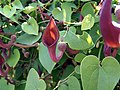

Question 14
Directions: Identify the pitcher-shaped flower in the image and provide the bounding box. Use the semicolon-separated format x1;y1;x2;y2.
100;0;120;48
100;0;120;56
42;18;66;62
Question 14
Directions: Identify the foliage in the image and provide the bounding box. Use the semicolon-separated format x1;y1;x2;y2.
0;0;119;90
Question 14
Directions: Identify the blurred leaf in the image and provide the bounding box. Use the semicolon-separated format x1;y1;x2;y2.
89;24;101;43
39;43;56;73
58;84;68;90
16;33;41;45
74;53;86;63
0;78;14;90
62;65;74;79
7;49;20;67
52;2;76;22
12;0;24;9
59;76;81;90
81;14;95;30
0;5;16;18
80;55;120;90
25;68;46;90
23;4;37;14
21;17;38;35
81;2;94;17
65;31;94;50
80;0;91;1
75;65;80;74
67;76;81;90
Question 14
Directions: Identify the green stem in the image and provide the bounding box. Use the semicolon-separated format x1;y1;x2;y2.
98;44;103;60
53;71;75;90
0;35;11;40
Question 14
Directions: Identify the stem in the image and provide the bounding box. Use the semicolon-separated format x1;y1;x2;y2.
13;43;39;48
53;71;75;90
0;35;11;40
98;44;103;60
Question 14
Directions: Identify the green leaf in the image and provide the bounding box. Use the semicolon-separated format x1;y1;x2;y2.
89;24;101;43
75;65;80;74
21;17;38;35
7;49;20;67
80;0;91;1
25;68;46;90
12;0;24;9
23;5;37;14
0;5;16;18
16;33;41;45
58;76;81;90
80;55;120;90
81;14;95;30
39;43;56;73
0;78;14;90
64;31;94;50
67;76;81;90
52;2;76;22
58;84;68;90
52;7;63;22
81;2;94;17
74;53;86;63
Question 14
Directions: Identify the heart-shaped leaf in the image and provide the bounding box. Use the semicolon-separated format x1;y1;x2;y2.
80;55;120;90
52;2;76;22
64;31;94;50
39;43;56;73
0;5;16;18
81;2;94;17
0;78;15;90
7;49;20;68
21;17;38;35
12;0;24;9
25;68;46;90
81;14;95;30
58;76;81;90
16;33;41;45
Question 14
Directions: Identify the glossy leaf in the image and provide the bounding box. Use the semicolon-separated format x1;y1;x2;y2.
16;33;41;45
39;43;56;73
25;68;46;90
7;49;20;68
80;55;120;90
21;17;38;35
0;78;15;90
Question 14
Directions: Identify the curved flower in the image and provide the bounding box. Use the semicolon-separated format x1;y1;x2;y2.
100;0;120;56
42;18;66;62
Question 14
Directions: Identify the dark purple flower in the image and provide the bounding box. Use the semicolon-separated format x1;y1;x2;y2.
42;18;66;62
100;0;120;56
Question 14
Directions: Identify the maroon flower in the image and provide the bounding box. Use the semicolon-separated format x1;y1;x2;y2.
100;0;120;56
42;18;66;62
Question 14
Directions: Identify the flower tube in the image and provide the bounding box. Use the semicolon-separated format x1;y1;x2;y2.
42;18;66;62
100;0;120;56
